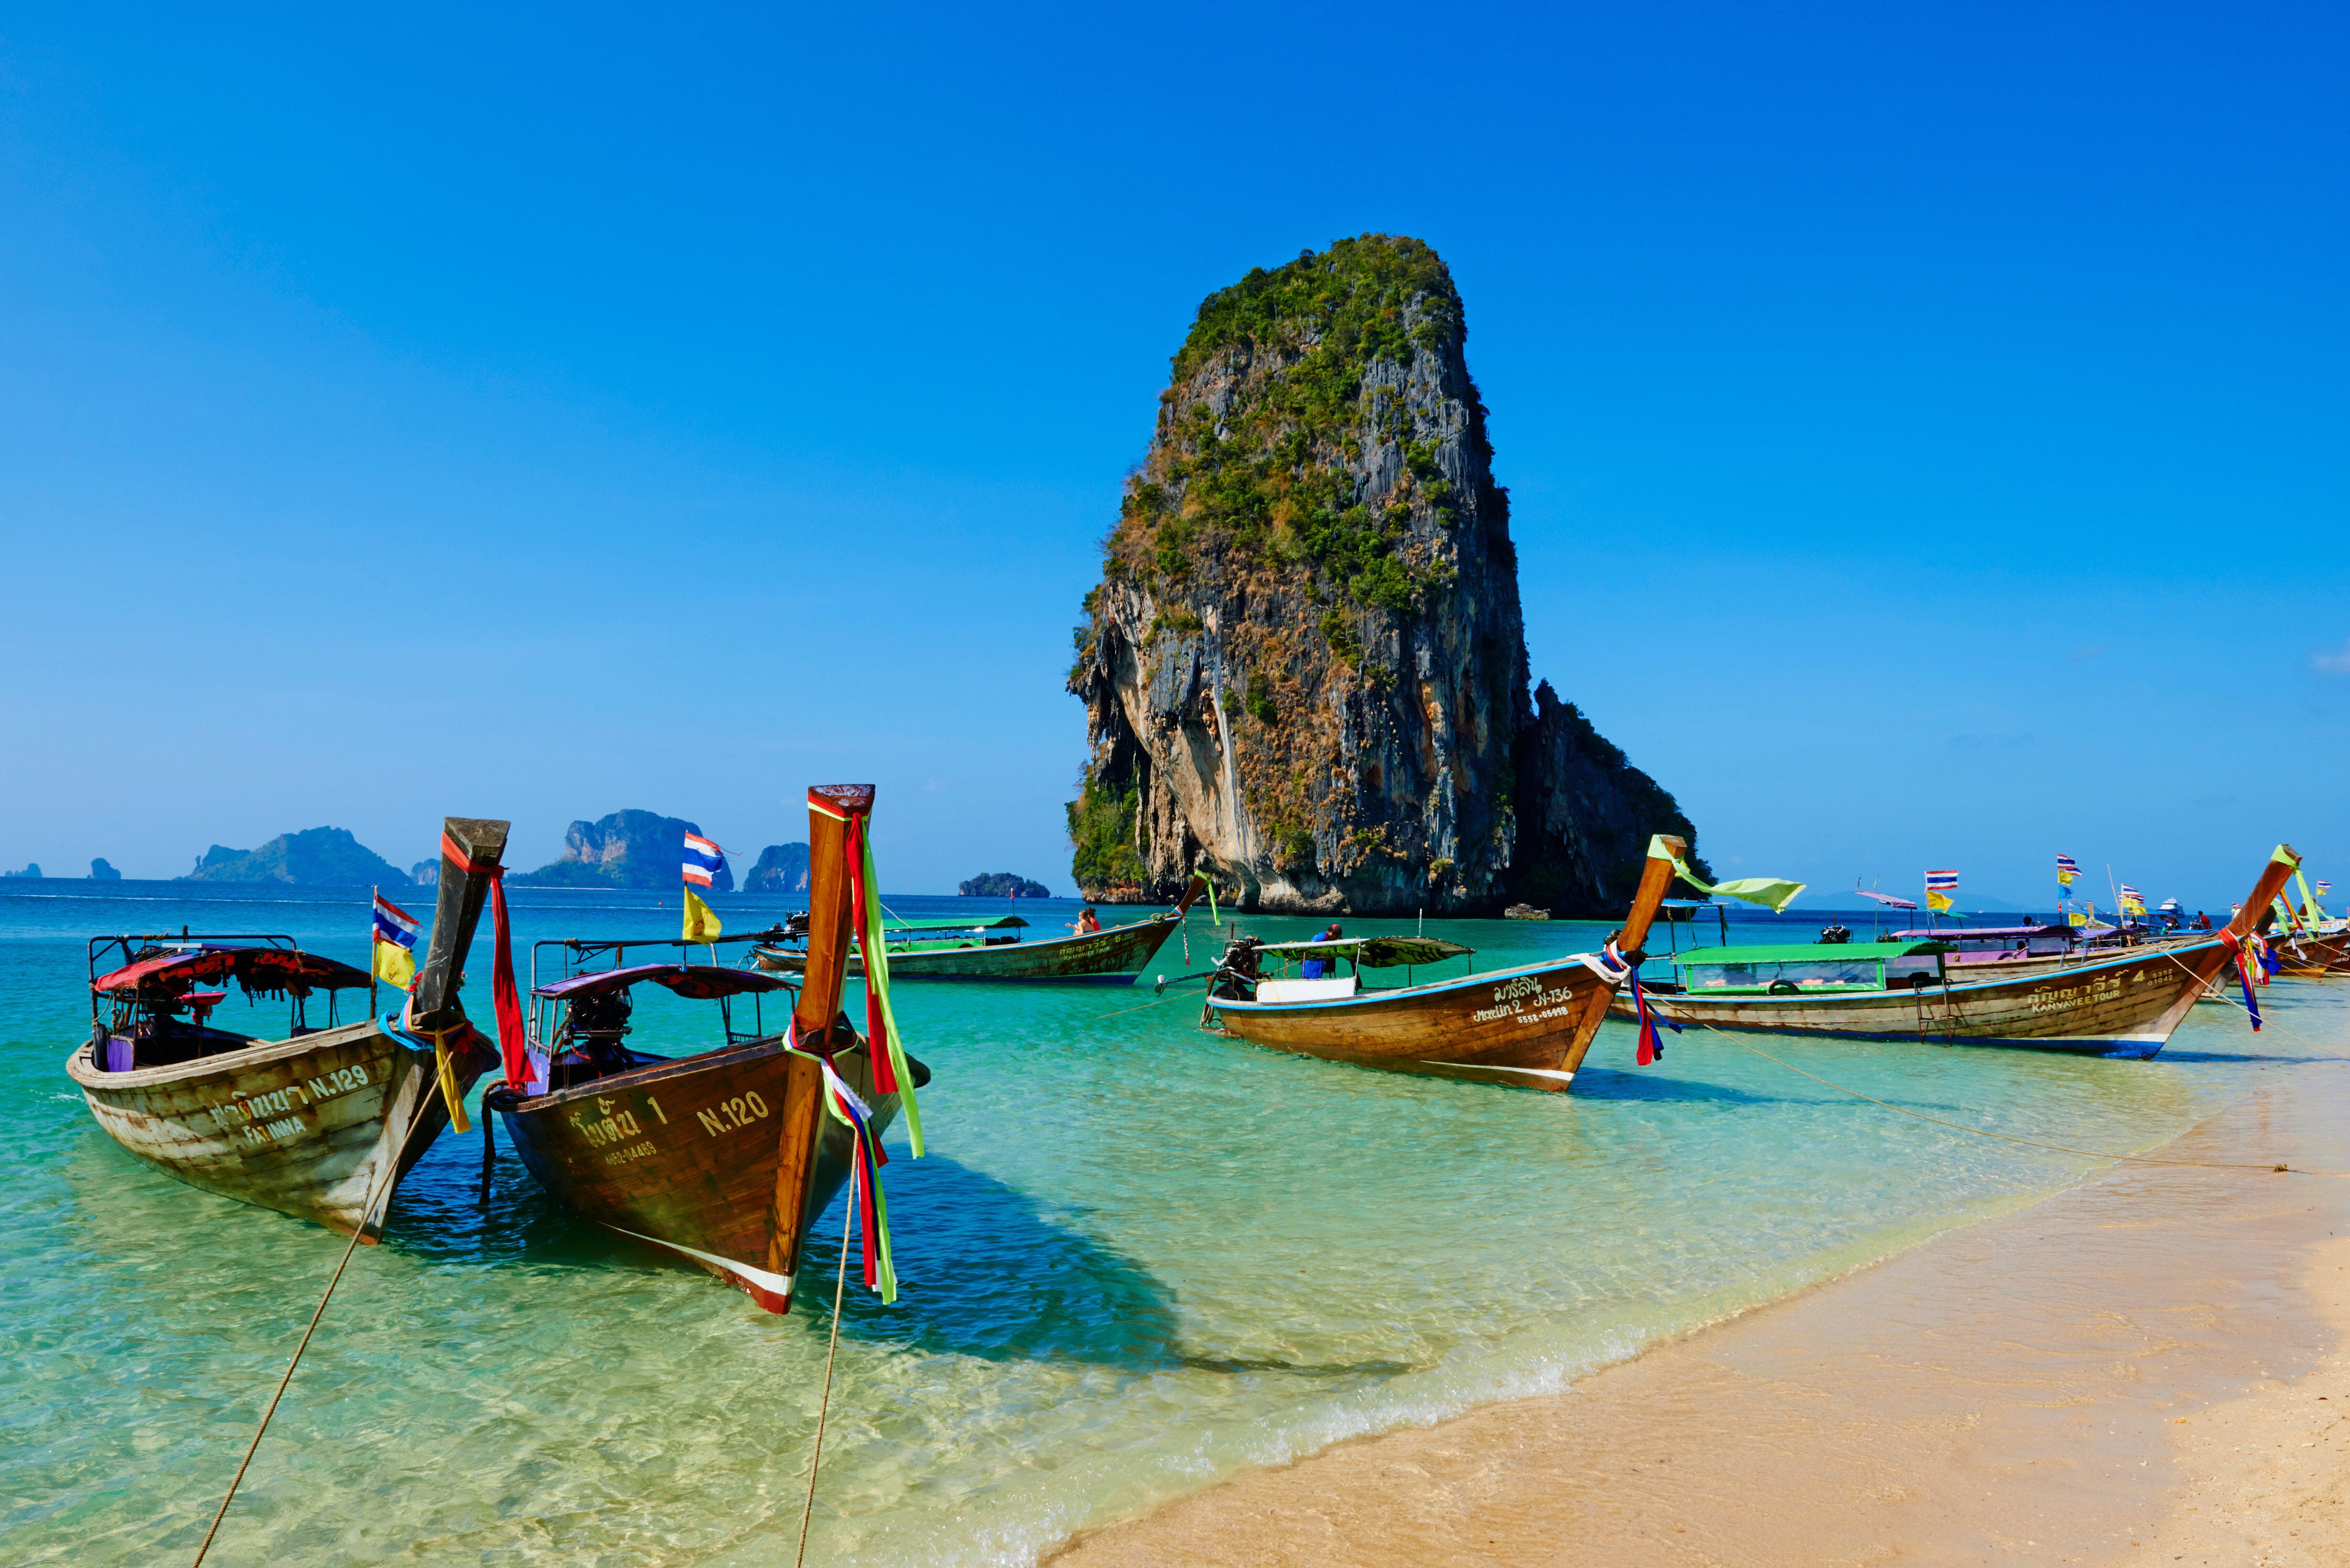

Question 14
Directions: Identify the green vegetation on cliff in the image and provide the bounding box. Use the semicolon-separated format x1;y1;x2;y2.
1065;778;1144;890
1104;235;1494;624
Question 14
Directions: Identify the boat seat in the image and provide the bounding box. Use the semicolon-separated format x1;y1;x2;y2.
1254;976;1359;1004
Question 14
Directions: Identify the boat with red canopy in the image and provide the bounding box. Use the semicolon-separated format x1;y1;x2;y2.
63;817;513;1239
488;784;928;1314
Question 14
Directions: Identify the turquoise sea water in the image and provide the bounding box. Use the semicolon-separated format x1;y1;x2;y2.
4;880;2343;1565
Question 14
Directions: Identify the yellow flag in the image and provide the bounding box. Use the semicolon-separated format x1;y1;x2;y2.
683;886;722;944
1926;890;1953;914
372;937;416;991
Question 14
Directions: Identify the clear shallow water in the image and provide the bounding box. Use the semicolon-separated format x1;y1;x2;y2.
3;881;2341;1565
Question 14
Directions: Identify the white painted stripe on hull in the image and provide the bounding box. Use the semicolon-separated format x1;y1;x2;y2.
606;1224;794;1297
1425;1062;1576;1082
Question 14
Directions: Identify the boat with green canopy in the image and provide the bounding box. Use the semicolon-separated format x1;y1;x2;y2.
752;873;1210;985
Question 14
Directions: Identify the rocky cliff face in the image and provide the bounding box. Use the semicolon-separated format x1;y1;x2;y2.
1067;235;1702;916
520;810;735;891
181;827;409;885
745;842;810;895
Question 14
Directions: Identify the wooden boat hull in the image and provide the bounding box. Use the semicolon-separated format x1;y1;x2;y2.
1206;955;1617;1091
1605;940;2241;1058
757;914;1185;985
494;1039;899;1312
64;1020;484;1239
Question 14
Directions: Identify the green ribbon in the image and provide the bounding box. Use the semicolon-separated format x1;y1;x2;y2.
859;830;923;1158
1646;835;1807;914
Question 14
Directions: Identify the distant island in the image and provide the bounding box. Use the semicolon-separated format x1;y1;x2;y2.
89;858;121;881
745;842;810;894
516;810;734;891
412;860;440;886
2;862;39;879
181;827;411;885
960;872;1051;899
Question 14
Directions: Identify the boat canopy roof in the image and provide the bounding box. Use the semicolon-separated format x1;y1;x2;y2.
1672;941;1945;965
1887;924;2073;941
93;946;372;997
882;915;1029;931
1252;936;1474;968
536;964;797;1001
1659;899;1711;909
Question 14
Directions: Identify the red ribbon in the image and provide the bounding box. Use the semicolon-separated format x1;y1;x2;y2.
844;812;900;1095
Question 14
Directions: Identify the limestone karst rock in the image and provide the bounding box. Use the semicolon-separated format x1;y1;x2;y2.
745;842;811;895
180;828;409;885
519;810;735;891
1066;235;1703;915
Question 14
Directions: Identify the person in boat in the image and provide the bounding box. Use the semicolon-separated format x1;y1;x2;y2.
1072;907;1101;935
1301;923;1343;978
556;985;636;1074
1210;935;1263;999
2194;910;2213;930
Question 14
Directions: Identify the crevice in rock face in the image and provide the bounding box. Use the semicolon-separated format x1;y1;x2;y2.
1067;234;1706;915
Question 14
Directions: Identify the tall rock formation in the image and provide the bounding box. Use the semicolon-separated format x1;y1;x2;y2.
1067;235;1702;916
744;842;811;895
520;810;735;891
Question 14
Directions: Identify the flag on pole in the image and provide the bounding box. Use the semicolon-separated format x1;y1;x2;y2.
2055;854;2079;887
681;832;726;887
1924;869;1958;914
2119;883;2146;916
683;886;722;944
372;891;420;991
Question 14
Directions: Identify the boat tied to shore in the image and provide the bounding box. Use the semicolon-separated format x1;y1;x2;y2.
1196;833;1750;1091
751;871;1210;985
487;784;927;1312
64;817;514;1239
1608;844;2307;1057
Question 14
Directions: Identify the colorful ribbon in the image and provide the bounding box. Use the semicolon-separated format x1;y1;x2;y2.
845;812;923;1156
817;1053;898;1302
2219;930;2264;1032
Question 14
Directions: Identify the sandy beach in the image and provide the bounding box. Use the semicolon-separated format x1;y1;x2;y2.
1050;1052;2350;1567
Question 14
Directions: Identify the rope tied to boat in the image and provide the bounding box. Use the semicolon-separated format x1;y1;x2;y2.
187;1068;444;1568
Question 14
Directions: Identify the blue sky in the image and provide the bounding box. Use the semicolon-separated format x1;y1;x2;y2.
0;2;2342;910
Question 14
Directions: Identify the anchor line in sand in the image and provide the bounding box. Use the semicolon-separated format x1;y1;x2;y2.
793;1181;858;1568
189;1053;450;1568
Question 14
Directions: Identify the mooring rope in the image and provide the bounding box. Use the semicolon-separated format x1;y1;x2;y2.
793;1177;859;1568
189;1060;447;1567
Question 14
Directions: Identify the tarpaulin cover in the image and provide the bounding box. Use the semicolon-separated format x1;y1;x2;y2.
92;946;372;998
534;963;796;1001
1251;936;1474;968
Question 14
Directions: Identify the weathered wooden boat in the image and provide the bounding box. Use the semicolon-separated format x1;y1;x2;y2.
1198;836;1685;1090
1606;845;2306;1058
752;871;1209;984
489;784;928;1313
63;817;513;1239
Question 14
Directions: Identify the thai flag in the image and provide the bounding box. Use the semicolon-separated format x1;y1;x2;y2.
681;832;726;887
1925;870;1959;892
2120;883;2143;902
2056;854;2079;878
2321;881;2334;895
372;892;420;955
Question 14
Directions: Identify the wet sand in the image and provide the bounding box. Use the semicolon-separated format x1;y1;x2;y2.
1048;1058;2350;1567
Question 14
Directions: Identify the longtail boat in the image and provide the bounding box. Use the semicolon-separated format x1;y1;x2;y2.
751;872;1210;984
63;817;512;1239
489;784;928;1313
1607;845;2306;1058
1197;837;1685;1091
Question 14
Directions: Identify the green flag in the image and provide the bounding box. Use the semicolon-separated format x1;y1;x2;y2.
1647;834;1806;913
